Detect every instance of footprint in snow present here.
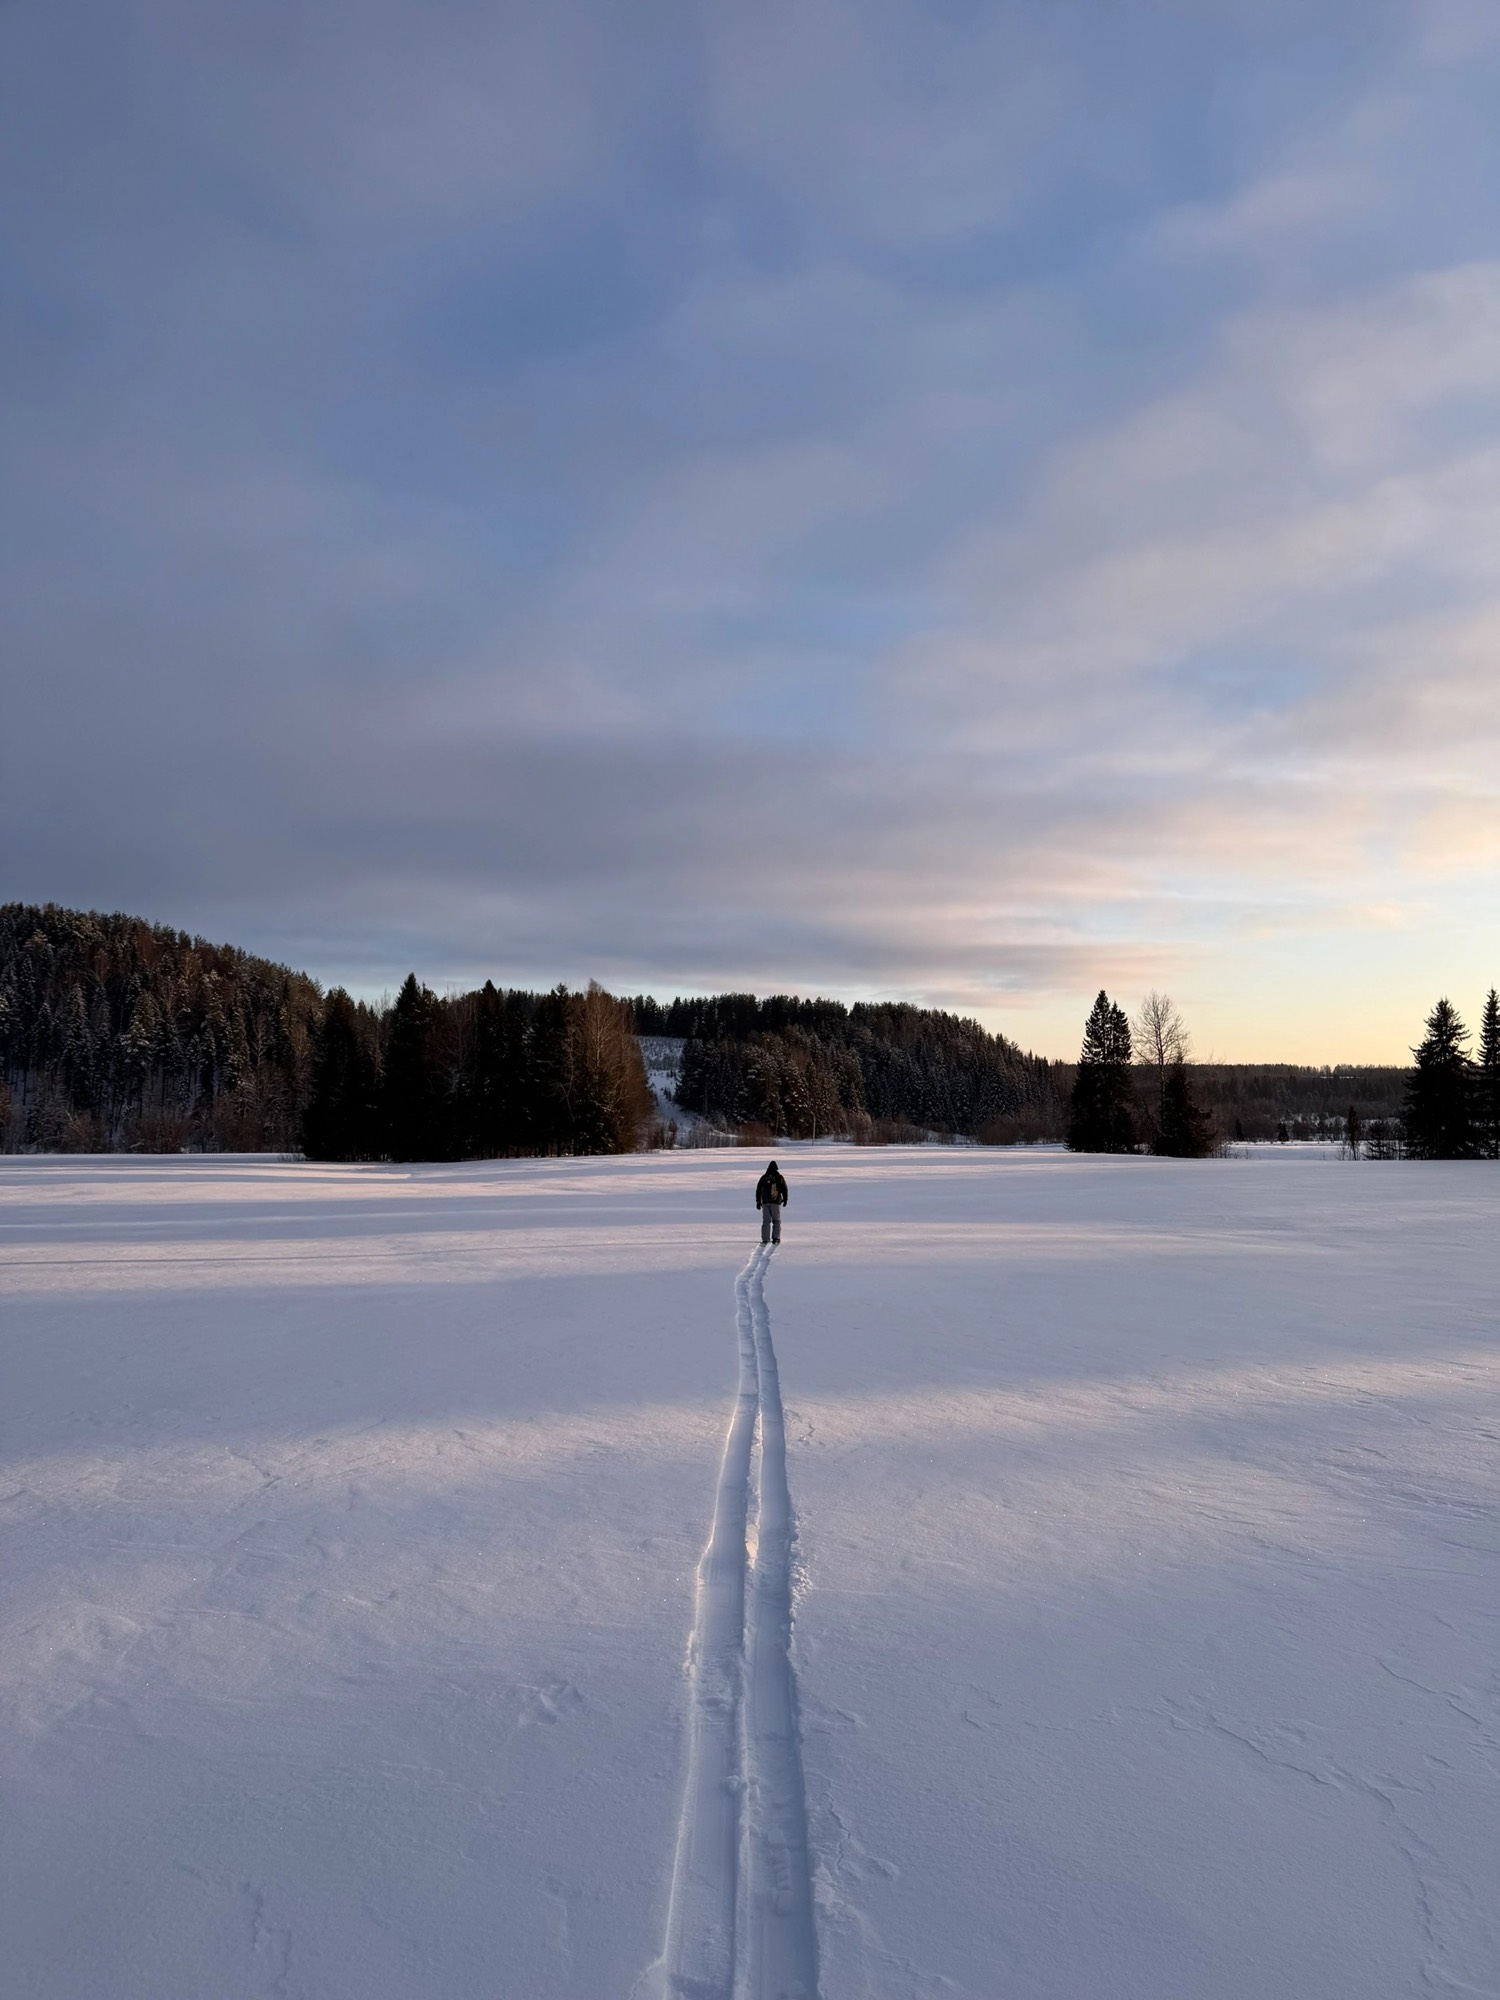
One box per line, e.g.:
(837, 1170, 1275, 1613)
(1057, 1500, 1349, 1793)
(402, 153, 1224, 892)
(519, 1680, 588, 1728)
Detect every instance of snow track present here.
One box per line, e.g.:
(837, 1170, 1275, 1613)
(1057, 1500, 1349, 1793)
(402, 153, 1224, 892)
(652, 1246, 819, 2000)
(741, 1247, 820, 1999)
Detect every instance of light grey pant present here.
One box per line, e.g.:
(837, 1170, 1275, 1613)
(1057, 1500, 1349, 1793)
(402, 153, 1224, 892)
(760, 1200, 783, 1244)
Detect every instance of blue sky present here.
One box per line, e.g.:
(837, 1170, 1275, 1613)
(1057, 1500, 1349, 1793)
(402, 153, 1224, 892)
(5, 0, 1500, 1058)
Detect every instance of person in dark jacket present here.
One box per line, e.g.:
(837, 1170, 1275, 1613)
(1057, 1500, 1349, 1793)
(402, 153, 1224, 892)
(755, 1160, 788, 1244)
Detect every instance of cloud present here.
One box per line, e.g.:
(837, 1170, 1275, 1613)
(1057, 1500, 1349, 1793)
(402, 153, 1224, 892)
(904, 260, 1500, 762)
(700, 0, 1073, 249)
(4, 0, 1500, 1056)
(1153, 167, 1377, 261)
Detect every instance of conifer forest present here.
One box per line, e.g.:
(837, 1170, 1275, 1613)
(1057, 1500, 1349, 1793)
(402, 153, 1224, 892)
(2, 904, 1496, 1161)
(0, 905, 650, 1160)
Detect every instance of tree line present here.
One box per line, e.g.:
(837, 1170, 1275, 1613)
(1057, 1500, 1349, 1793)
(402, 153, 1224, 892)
(0, 905, 650, 1159)
(7, 905, 1066, 1156)
(10, 902, 1496, 1161)
(671, 996, 1065, 1141)
(1187, 1064, 1408, 1143)
(1065, 986, 1500, 1160)
(303, 976, 651, 1160)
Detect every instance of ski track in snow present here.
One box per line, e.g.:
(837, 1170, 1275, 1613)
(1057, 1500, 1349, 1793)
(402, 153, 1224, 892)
(652, 1245, 820, 2000)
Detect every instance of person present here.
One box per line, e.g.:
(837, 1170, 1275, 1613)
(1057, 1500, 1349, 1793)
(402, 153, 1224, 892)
(755, 1158, 788, 1244)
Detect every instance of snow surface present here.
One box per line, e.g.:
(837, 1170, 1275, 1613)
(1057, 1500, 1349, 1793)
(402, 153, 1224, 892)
(2, 1147, 1498, 1999)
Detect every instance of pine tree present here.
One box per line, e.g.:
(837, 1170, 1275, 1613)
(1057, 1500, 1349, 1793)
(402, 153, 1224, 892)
(1475, 987, 1500, 1161)
(1067, 991, 1137, 1152)
(1403, 998, 1475, 1160)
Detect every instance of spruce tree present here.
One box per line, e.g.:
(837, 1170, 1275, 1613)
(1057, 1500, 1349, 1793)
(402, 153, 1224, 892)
(302, 989, 378, 1160)
(382, 974, 452, 1160)
(461, 980, 521, 1158)
(526, 986, 576, 1154)
(1067, 991, 1137, 1152)
(1155, 1056, 1216, 1157)
(1105, 998, 1134, 1144)
(1475, 987, 1500, 1161)
(1403, 998, 1475, 1160)
(1066, 993, 1107, 1151)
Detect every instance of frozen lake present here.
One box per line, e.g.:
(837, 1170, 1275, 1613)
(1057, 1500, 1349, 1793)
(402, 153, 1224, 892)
(2, 1146, 1497, 1998)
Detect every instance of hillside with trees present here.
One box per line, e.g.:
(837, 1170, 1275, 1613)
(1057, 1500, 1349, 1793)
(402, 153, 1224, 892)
(656, 994, 1066, 1142)
(0, 905, 650, 1160)
(0, 902, 323, 1152)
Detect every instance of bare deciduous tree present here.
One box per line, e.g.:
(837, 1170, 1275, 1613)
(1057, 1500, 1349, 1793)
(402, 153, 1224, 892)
(1135, 990, 1188, 1132)
(1342, 1103, 1362, 1160)
(1135, 991, 1190, 1071)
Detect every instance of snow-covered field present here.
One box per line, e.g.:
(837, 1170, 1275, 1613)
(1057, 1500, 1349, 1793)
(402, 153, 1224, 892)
(3, 1147, 1497, 1999)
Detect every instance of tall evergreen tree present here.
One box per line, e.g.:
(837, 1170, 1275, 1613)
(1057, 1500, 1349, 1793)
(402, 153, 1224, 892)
(1155, 1056, 1216, 1157)
(302, 989, 379, 1160)
(526, 986, 577, 1154)
(460, 980, 528, 1157)
(382, 975, 453, 1160)
(1475, 987, 1500, 1161)
(1403, 997, 1475, 1159)
(1067, 991, 1137, 1152)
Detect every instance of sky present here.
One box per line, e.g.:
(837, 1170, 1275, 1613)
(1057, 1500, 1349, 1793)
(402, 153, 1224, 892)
(5, 0, 1500, 1061)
